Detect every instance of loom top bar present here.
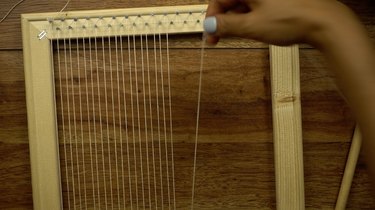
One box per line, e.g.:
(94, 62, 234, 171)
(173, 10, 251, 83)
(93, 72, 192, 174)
(22, 5, 208, 40)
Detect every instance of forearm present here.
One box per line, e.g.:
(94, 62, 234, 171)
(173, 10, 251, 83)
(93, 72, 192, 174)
(204, 0, 375, 187)
(327, 32, 375, 186)
(311, 1, 375, 183)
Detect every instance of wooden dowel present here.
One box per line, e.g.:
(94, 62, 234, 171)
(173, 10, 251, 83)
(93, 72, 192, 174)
(335, 125, 362, 210)
(270, 45, 305, 210)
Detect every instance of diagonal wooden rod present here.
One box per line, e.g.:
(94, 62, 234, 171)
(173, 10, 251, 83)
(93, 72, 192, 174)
(335, 125, 362, 210)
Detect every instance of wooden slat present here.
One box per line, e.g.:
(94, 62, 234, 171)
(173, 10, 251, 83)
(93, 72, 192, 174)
(22, 16, 62, 210)
(335, 125, 362, 210)
(0, 0, 267, 49)
(270, 45, 305, 209)
(25, 5, 207, 40)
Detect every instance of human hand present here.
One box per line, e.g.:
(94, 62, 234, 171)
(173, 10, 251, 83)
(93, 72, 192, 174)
(203, 0, 356, 47)
(204, 0, 375, 194)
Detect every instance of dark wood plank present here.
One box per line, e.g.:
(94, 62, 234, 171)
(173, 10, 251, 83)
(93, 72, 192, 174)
(0, 50, 28, 144)
(0, 47, 356, 144)
(0, 143, 33, 209)
(1, 3, 374, 205)
(1, 141, 373, 209)
(0, 47, 367, 209)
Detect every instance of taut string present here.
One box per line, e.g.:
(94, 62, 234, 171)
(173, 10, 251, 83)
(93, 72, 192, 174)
(147, 25, 159, 209)
(93, 27, 103, 209)
(76, 21, 88, 209)
(121, 28, 134, 210)
(63, 27, 77, 209)
(133, 27, 146, 209)
(107, 23, 116, 209)
(191, 33, 206, 210)
(140, 31, 153, 208)
(68, 24, 82, 209)
(85, 24, 97, 209)
(56, 25, 72, 210)
(113, 24, 124, 209)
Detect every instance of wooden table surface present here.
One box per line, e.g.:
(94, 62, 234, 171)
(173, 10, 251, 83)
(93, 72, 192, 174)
(0, 0, 374, 209)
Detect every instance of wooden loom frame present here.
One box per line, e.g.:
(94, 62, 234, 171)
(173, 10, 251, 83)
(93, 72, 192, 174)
(22, 5, 208, 209)
(21, 4, 359, 210)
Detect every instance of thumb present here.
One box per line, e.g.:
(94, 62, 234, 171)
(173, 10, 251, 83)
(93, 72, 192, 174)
(204, 13, 255, 38)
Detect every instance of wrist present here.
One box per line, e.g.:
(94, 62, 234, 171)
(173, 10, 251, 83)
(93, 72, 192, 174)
(305, 1, 366, 52)
(307, 1, 375, 111)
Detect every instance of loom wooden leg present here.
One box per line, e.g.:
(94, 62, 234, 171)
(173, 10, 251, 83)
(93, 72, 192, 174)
(270, 45, 305, 210)
(335, 125, 362, 210)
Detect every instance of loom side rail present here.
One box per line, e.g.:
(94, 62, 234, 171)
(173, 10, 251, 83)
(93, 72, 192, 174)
(22, 14, 62, 210)
(270, 45, 305, 209)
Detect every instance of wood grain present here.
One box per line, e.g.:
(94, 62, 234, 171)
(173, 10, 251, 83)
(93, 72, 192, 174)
(270, 45, 304, 209)
(336, 125, 362, 210)
(3, 46, 374, 208)
(1, 0, 375, 208)
(23, 18, 62, 209)
(1, 0, 374, 49)
(0, 0, 266, 50)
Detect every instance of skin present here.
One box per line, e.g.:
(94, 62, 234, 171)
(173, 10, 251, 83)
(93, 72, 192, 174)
(206, 0, 375, 191)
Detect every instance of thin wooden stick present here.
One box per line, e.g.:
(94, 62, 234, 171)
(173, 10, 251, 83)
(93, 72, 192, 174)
(270, 45, 305, 210)
(335, 125, 362, 210)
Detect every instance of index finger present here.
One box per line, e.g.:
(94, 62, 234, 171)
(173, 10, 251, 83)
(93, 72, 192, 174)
(205, 0, 241, 44)
(206, 0, 241, 17)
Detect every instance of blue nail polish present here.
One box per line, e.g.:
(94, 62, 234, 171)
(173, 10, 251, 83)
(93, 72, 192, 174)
(203, 16, 217, 34)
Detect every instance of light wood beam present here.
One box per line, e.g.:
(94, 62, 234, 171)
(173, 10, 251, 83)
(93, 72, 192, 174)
(270, 45, 305, 210)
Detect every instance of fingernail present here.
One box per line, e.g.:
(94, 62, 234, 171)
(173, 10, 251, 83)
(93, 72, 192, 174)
(203, 16, 217, 34)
